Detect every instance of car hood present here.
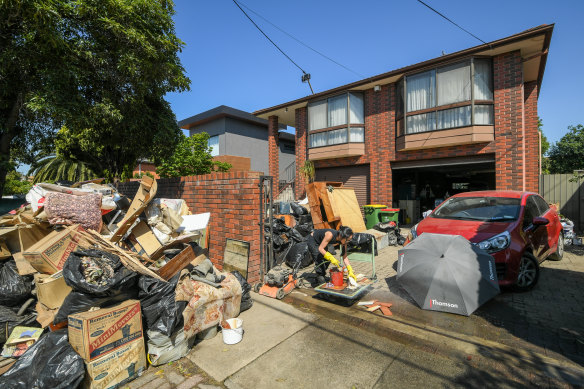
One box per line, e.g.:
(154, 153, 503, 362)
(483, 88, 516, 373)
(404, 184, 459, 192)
(416, 217, 513, 243)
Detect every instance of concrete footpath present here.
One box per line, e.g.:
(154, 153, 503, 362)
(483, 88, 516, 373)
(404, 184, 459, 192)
(127, 293, 584, 389)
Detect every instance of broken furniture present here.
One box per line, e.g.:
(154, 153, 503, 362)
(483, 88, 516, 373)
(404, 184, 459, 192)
(306, 182, 367, 232)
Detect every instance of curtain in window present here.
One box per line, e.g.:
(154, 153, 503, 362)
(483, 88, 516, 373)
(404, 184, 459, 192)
(208, 135, 219, 156)
(437, 61, 471, 105)
(350, 127, 364, 142)
(309, 132, 327, 147)
(349, 93, 364, 124)
(474, 105, 493, 125)
(308, 100, 327, 131)
(437, 106, 471, 129)
(328, 129, 347, 145)
(406, 112, 436, 134)
(474, 59, 493, 100)
(406, 70, 435, 112)
(328, 95, 347, 127)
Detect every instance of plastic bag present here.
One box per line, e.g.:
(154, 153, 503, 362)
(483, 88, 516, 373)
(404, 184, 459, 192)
(231, 271, 253, 312)
(293, 221, 313, 237)
(285, 242, 313, 270)
(290, 202, 309, 217)
(138, 274, 186, 337)
(344, 233, 378, 256)
(0, 305, 37, 346)
(0, 260, 32, 307)
(0, 330, 85, 389)
(146, 329, 190, 366)
(54, 289, 138, 324)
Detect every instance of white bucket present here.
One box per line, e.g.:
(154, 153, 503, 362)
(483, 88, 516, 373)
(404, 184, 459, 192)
(221, 318, 243, 345)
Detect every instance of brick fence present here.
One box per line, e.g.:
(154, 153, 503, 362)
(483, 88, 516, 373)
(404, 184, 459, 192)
(117, 172, 262, 282)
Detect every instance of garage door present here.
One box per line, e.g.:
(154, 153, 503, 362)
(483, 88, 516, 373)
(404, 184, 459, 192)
(315, 165, 370, 207)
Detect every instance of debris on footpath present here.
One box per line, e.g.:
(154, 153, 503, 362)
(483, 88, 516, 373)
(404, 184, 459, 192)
(0, 177, 247, 388)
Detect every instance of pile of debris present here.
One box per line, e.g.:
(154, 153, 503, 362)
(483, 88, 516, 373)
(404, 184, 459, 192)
(0, 177, 252, 388)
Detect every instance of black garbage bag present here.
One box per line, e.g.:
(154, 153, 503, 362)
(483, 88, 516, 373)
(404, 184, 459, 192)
(285, 242, 313, 270)
(0, 330, 85, 389)
(275, 241, 293, 266)
(0, 305, 37, 346)
(0, 260, 33, 307)
(54, 288, 139, 324)
(287, 227, 305, 243)
(296, 214, 312, 225)
(293, 221, 314, 237)
(138, 274, 186, 337)
(63, 249, 138, 297)
(344, 233, 378, 256)
(290, 202, 309, 217)
(231, 271, 253, 312)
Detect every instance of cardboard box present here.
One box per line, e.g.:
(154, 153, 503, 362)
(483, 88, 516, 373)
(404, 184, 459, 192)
(0, 241, 10, 260)
(124, 220, 162, 258)
(68, 300, 143, 361)
(34, 272, 72, 309)
(23, 225, 83, 274)
(83, 338, 146, 389)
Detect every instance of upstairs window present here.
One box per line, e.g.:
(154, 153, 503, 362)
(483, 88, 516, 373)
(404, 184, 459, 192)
(398, 58, 493, 135)
(308, 92, 364, 147)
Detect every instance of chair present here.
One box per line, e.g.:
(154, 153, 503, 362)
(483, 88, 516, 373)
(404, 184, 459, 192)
(343, 235, 376, 280)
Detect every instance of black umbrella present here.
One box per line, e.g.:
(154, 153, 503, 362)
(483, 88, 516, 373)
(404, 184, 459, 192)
(397, 233, 499, 316)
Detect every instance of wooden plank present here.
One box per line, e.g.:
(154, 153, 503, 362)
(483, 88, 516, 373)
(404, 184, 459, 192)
(155, 245, 199, 281)
(111, 176, 157, 243)
(329, 188, 367, 232)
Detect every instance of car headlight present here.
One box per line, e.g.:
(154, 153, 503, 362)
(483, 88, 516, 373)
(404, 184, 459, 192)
(406, 223, 419, 242)
(476, 231, 511, 253)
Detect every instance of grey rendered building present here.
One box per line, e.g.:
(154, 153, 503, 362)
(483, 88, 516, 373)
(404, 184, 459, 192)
(178, 105, 295, 179)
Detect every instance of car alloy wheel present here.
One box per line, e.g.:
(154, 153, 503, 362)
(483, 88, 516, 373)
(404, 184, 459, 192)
(550, 232, 564, 261)
(516, 254, 539, 291)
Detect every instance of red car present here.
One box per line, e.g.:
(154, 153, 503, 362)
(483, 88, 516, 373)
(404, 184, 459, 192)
(406, 191, 564, 291)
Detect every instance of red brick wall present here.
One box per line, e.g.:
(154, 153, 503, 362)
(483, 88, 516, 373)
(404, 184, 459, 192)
(117, 172, 262, 282)
(268, 115, 279, 187)
(295, 50, 539, 197)
(294, 107, 307, 199)
(524, 81, 540, 192)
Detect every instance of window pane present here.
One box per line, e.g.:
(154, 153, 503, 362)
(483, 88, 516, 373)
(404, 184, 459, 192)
(308, 100, 327, 131)
(474, 59, 493, 100)
(350, 127, 364, 142)
(328, 128, 347, 145)
(474, 104, 493, 125)
(406, 70, 435, 112)
(437, 106, 471, 129)
(328, 95, 347, 127)
(309, 132, 327, 147)
(349, 93, 364, 124)
(437, 61, 471, 105)
(406, 112, 436, 134)
(208, 135, 219, 156)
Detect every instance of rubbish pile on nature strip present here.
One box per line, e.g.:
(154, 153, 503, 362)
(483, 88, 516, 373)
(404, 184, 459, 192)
(0, 176, 248, 387)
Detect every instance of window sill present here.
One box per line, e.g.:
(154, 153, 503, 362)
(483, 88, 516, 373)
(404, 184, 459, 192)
(396, 125, 494, 151)
(308, 143, 365, 160)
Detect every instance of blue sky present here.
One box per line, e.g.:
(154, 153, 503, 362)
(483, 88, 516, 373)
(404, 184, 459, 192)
(166, 0, 583, 144)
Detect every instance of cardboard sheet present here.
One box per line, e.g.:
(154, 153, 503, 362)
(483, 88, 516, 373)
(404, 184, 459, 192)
(178, 212, 210, 232)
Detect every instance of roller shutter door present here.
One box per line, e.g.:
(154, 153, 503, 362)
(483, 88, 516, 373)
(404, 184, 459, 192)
(315, 165, 370, 207)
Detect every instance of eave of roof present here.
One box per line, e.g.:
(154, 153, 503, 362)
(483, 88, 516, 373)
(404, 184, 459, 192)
(179, 105, 272, 129)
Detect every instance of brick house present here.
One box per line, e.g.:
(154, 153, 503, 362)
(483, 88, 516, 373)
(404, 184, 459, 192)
(254, 25, 553, 222)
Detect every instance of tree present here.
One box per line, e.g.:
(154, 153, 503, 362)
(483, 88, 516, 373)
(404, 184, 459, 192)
(27, 154, 97, 184)
(0, 0, 190, 193)
(547, 124, 584, 174)
(538, 118, 551, 173)
(156, 133, 232, 178)
(3, 169, 31, 195)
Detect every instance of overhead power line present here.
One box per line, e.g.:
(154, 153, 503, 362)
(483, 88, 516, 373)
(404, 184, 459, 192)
(231, 0, 314, 93)
(416, 0, 488, 46)
(236, 0, 364, 78)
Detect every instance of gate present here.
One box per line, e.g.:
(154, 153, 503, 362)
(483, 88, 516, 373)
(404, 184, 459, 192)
(539, 174, 584, 233)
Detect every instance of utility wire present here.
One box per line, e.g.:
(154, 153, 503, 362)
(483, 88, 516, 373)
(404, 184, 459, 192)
(231, 0, 308, 76)
(236, 0, 364, 78)
(416, 0, 488, 46)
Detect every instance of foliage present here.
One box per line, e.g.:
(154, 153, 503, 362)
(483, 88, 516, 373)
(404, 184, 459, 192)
(3, 170, 31, 195)
(133, 171, 155, 179)
(27, 155, 97, 184)
(213, 160, 232, 172)
(0, 0, 190, 193)
(299, 160, 315, 183)
(547, 125, 584, 174)
(538, 118, 551, 173)
(156, 133, 231, 178)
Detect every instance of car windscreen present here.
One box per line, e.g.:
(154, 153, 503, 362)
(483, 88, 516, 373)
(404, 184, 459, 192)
(430, 196, 521, 222)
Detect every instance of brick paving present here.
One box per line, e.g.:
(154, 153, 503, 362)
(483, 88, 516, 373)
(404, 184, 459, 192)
(348, 229, 584, 367)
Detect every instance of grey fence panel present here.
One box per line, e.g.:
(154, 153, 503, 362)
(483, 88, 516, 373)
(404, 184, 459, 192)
(539, 174, 583, 232)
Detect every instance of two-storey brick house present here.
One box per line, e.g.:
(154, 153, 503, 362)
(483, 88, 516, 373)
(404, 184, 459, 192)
(254, 25, 553, 222)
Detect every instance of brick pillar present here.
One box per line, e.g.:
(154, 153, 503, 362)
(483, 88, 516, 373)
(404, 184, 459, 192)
(524, 81, 540, 193)
(366, 84, 394, 206)
(268, 115, 279, 186)
(295, 107, 308, 199)
(493, 51, 523, 190)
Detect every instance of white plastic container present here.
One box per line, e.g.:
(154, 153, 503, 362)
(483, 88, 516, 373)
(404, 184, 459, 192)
(221, 318, 243, 345)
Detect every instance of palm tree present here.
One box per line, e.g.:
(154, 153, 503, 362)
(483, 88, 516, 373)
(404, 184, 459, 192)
(27, 155, 97, 184)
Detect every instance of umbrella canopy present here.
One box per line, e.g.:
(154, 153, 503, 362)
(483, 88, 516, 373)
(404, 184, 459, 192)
(397, 233, 500, 316)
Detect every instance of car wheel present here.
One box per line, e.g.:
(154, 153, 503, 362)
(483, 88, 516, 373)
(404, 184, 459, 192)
(515, 253, 540, 292)
(549, 232, 564, 261)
